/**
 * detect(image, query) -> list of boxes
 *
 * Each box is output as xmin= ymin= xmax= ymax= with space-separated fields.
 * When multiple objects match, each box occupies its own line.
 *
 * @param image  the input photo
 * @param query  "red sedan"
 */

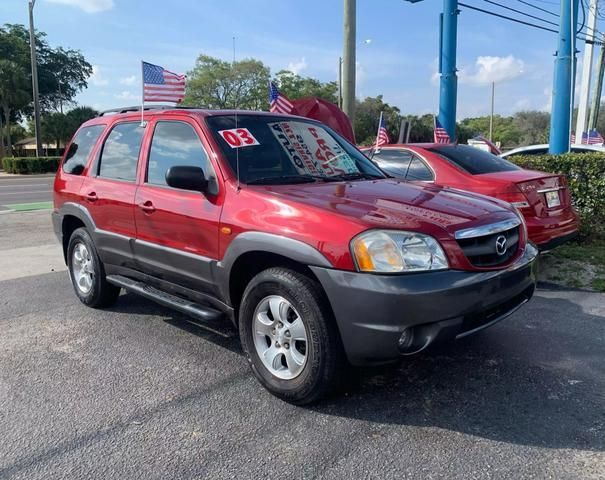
xmin=362 ymin=144 xmax=579 ymax=250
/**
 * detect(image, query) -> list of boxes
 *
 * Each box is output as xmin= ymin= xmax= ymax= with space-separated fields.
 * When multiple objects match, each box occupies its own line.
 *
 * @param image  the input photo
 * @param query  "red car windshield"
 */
xmin=206 ymin=114 xmax=385 ymax=184
xmin=428 ymin=145 xmax=520 ymax=175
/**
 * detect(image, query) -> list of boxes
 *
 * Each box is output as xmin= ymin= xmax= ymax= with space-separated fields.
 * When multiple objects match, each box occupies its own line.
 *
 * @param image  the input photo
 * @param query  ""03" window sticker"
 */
xmin=217 ymin=128 xmax=260 ymax=148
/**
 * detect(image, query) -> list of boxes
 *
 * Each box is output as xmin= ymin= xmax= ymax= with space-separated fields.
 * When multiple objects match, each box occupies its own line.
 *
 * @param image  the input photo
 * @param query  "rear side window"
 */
xmin=429 ymin=145 xmax=520 ymax=174
xmin=63 ymin=125 xmax=105 ymax=175
xmin=406 ymin=158 xmax=434 ymax=181
xmin=370 ymin=150 xmax=414 ymax=177
xmin=147 ymin=121 xmax=212 ymax=186
xmin=98 ymin=123 xmax=144 ymax=181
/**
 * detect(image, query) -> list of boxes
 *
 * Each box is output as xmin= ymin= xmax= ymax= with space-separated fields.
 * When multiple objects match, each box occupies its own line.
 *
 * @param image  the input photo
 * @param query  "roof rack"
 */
xmin=97 ymin=105 xmax=201 ymax=117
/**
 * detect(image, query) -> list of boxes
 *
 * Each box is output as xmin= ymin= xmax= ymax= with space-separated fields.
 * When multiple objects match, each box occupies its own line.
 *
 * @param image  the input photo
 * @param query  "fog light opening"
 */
xmin=398 ymin=328 xmax=414 ymax=351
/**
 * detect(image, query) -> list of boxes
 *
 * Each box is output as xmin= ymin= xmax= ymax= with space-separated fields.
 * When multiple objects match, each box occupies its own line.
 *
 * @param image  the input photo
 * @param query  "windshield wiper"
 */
xmin=328 ymin=172 xmax=384 ymax=181
xmin=246 ymin=175 xmax=320 ymax=185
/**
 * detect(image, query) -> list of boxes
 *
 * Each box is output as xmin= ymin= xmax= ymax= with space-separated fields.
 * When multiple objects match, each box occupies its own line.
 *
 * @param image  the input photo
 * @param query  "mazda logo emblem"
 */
xmin=495 ymin=235 xmax=507 ymax=256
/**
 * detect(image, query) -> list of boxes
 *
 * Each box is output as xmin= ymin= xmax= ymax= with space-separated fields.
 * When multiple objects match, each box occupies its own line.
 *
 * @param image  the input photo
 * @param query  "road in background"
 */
xmin=0 ymin=174 xmax=54 ymax=211
xmin=0 ymin=211 xmax=603 ymax=479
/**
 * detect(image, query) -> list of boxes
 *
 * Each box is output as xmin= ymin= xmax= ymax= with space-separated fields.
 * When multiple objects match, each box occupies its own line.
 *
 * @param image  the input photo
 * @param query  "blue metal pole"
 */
xmin=439 ymin=0 xmax=458 ymax=141
xmin=549 ymin=0 xmax=579 ymax=154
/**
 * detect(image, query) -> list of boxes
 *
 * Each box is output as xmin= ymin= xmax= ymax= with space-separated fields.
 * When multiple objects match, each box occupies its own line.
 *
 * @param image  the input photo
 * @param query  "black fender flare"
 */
xmin=213 ymin=232 xmax=333 ymax=305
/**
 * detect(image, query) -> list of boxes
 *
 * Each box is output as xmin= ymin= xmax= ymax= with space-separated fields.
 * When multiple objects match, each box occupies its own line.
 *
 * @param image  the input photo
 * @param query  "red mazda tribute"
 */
xmin=53 ymin=106 xmax=537 ymax=404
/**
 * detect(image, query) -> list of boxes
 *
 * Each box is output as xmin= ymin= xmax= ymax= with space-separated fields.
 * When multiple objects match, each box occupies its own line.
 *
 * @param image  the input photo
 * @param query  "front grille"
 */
xmin=456 ymin=226 xmax=519 ymax=267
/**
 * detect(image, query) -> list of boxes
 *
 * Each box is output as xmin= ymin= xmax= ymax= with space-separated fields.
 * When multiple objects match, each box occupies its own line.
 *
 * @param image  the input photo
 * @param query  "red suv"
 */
xmin=53 ymin=107 xmax=537 ymax=404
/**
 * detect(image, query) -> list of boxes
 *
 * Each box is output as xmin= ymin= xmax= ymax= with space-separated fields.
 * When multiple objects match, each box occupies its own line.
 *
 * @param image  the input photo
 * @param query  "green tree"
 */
xmin=38 ymin=106 xmax=97 ymax=148
xmin=0 ymin=24 xmax=92 ymax=155
xmin=274 ymin=70 xmax=338 ymax=104
xmin=512 ymin=110 xmax=550 ymax=145
xmin=183 ymin=55 xmax=270 ymax=110
xmin=354 ymin=95 xmax=403 ymax=145
xmin=459 ymin=115 xmax=521 ymax=147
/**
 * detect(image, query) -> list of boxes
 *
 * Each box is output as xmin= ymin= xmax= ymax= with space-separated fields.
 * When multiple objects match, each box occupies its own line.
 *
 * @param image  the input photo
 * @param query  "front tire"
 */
xmin=67 ymin=227 xmax=120 ymax=308
xmin=239 ymin=267 xmax=345 ymax=404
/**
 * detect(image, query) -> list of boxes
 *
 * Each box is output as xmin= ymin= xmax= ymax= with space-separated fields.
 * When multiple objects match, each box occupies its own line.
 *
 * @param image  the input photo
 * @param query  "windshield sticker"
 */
xmin=268 ymin=121 xmax=358 ymax=176
xmin=218 ymin=128 xmax=260 ymax=148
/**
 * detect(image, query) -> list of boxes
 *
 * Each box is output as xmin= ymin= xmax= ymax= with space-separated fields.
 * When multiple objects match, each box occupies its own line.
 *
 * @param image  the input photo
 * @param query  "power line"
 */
xmin=458 ymin=2 xmax=558 ymax=33
xmin=482 ymin=0 xmax=558 ymax=27
xmin=515 ymin=0 xmax=558 ymax=17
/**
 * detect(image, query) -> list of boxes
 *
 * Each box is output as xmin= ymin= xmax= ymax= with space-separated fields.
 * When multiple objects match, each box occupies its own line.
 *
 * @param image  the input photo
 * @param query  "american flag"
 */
xmin=571 ymin=132 xmax=576 ymax=144
xmin=375 ymin=113 xmax=390 ymax=147
xmin=143 ymin=61 xmax=186 ymax=103
xmin=268 ymin=81 xmax=294 ymax=114
xmin=583 ymin=129 xmax=604 ymax=145
xmin=434 ymin=116 xmax=451 ymax=143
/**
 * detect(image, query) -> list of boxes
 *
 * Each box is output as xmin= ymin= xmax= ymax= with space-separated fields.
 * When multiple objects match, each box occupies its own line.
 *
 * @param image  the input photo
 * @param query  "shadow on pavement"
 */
xmin=109 ymin=292 xmax=604 ymax=452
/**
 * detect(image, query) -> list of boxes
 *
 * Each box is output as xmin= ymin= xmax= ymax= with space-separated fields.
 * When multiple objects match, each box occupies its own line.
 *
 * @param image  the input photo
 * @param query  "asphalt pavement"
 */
xmin=0 ymin=174 xmax=54 ymax=211
xmin=0 ymin=211 xmax=604 ymax=479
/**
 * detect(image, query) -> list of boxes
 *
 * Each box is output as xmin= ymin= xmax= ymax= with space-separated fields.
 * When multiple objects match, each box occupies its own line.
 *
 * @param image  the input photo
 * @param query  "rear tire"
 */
xmin=67 ymin=227 xmax=120 ymax=308
xmin=239 ymin=267 xmax=345 ymax=405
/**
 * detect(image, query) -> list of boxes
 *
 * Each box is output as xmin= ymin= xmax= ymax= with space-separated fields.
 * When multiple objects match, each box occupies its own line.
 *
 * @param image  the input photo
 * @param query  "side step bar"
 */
xmin=106 ymin=274 xmax=231 ymax=337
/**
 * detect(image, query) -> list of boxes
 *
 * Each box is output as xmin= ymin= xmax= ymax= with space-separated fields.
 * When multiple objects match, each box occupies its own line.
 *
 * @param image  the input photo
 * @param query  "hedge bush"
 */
xmin=510 ymin=152 xmax=605 ymax=239
xmin=1 ymin=156 xmax=61 ymax=174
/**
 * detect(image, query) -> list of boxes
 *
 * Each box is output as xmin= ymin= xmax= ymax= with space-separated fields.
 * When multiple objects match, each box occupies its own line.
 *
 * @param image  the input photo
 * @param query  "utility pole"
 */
xmin=575 ymin=0 xmax=598 ymax=141
xmin=338 ymin=57 xmax=343 ymax=109
xmin=342 ymin=0 xmax=356 ymax=123
xmin=28 ymin=0 xmax=42 ymax=157
xmin=439 ymin=0 xmax=459 ymax=141
xmin=489 ymin=82 xmax=495 ymax=141
xmin=549 ymin=0 xmax=579 ymax=154
xmin=589 ymin=35 xmax=605 ymax=130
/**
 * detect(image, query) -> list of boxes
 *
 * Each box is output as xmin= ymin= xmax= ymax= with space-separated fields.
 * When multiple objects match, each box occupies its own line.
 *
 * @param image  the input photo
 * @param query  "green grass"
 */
xmin=4 ymin=201 xmax=53 ymax=212
xmin=553 ymin=240 xmax=605 ymax=267
xmin=591 ymin=278 xmax=605 ymax=293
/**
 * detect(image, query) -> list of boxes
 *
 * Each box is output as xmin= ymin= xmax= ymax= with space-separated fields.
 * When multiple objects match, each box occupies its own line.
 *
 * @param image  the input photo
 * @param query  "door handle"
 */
xmin=85 ymin=192 xmax=98 ymax=202
xmin=139 ymin=201 xmax=156 ymax=213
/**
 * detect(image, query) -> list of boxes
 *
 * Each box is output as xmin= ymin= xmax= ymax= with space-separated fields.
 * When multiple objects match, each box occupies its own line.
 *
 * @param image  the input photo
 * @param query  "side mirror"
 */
xmin=165 ymin=165 xmax=208 ymax=192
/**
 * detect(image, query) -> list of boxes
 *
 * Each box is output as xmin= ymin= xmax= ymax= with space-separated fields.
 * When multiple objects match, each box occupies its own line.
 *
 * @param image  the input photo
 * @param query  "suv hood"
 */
xmin=261 ymin=179 xmax=517 ymax=236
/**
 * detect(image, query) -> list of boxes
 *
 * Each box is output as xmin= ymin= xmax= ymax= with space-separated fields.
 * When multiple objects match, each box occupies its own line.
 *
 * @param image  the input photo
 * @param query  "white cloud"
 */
xmin=459 ymin=55 xmax=525 ymax=86
xmin=90 ymin=65 xmax=108 ymax=86
xmin=120 ymin=75 xmax=137 ymax=86
xmin=287 ymin=57 xmax=307 ymax=75
xmin=45 ymin=0 xmax=114 ymax=13
xmin=115 ymin=90 xmax=138 ymax=101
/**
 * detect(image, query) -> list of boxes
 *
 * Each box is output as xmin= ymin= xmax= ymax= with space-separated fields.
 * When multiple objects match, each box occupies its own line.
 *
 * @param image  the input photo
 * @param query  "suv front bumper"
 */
xmin=310 ymin=245 xmax=538 ymax=366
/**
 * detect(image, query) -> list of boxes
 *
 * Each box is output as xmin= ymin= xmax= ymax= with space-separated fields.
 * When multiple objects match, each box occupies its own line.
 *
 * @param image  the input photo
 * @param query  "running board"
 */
xmin=106 ymin=274 xmax=230 ymax=337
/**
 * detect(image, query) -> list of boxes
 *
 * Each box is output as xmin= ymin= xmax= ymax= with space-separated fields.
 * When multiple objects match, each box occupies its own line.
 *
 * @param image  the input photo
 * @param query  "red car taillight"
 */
xmin=497 ymin=185 xmax=532 ymax=212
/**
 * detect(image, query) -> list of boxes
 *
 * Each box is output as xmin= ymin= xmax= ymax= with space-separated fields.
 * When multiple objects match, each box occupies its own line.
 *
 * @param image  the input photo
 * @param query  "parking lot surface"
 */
xmin=0 ymin=211 xmax=604 ymax=479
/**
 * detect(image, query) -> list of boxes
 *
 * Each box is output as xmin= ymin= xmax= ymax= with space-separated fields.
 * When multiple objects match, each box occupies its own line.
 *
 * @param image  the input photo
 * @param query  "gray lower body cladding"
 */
xmin=310 ymin=246 xmax=538 ymax=366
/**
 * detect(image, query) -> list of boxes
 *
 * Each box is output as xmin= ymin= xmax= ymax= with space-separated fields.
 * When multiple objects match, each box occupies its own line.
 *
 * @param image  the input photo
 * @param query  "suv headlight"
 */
xmin=351 ymin=230 xmax=449 ymax=273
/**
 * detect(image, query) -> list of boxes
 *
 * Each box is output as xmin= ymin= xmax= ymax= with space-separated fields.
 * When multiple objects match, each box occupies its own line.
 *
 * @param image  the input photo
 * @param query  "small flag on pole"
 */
xmin=268 ymin=81 xmax=294 ymax=114
xmin=374 ymin=112 xmax=390 ymax=148
xmin=571 ymin=132 xmax=576 ymax=144
xmin=142 ymin=61 xmax=186 ymax=103
xmin=434 ymin=116 xmax=451 ymax=144
xmin=585 ymin=129 xmax=604 ymax=145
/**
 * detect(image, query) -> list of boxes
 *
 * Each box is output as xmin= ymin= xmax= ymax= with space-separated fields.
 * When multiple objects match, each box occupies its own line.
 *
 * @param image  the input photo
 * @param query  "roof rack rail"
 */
xmin=97 ymin=105 xmax=200 ymax=117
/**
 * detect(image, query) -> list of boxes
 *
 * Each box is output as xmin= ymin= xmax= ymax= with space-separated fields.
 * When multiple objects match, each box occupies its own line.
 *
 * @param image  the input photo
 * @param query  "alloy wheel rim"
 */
xmin=252 ymin=295 xmax=308 ymax=380
xmin=72 ymin=242 xmax=94 ymax=294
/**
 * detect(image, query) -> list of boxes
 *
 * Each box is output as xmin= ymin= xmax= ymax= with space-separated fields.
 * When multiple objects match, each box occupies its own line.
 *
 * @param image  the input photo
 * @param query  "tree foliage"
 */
xmin=39 ymin=106 xmax=98 ymax=147
xmin=274 ymin=70 xmax=337 ymax=103
xmin=0 ymin=23 xmax=92 ymax=156
xmin=183 ymin=55 xmax=270 ymax=110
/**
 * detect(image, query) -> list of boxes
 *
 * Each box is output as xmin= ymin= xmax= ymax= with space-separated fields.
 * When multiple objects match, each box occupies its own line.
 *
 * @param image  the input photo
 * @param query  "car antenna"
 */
xmin=233 ymin=36 xmax=241 ymax=192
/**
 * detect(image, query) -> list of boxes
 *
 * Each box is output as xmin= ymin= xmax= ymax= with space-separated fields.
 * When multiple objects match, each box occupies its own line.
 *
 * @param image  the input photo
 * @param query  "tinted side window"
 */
xmin=428 ymin=145 xmax=520 ymax=174
xmin=373 ymin=150 xmax=414 ymax=178
xmin=98 ymin=123 xmax=144 ymax=181
xmin=63 ymin=125 xmax=105 ymax=175
xmin=406 ymin=158 xmax=434 ymax=181
xmin=147 ymin=121 xmax=212 ymax=186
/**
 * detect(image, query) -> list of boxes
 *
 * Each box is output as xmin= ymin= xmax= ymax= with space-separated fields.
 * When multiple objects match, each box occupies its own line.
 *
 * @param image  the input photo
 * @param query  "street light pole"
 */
xmin=489 ymin=82 xmax=495 ymax=141
xmin=28 ymin=0 xmax=43 ymax=157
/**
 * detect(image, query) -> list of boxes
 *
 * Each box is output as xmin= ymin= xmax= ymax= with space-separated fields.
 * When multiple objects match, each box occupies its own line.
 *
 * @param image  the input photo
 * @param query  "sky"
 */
xmin=2 ymin=0 xmax=600 ymax=119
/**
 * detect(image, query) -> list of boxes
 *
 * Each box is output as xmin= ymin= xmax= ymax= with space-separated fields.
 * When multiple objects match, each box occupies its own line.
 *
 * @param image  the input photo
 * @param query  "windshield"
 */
xmin=206 ymin=115 xmax=385 ymax=184
xmin=427 ymin=144 xmax=520 ymax=175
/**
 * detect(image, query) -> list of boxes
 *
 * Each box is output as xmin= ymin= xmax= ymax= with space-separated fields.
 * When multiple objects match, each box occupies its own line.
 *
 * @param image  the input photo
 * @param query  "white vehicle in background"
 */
xmin=501 ymin=144 xmax=605 ymax=158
